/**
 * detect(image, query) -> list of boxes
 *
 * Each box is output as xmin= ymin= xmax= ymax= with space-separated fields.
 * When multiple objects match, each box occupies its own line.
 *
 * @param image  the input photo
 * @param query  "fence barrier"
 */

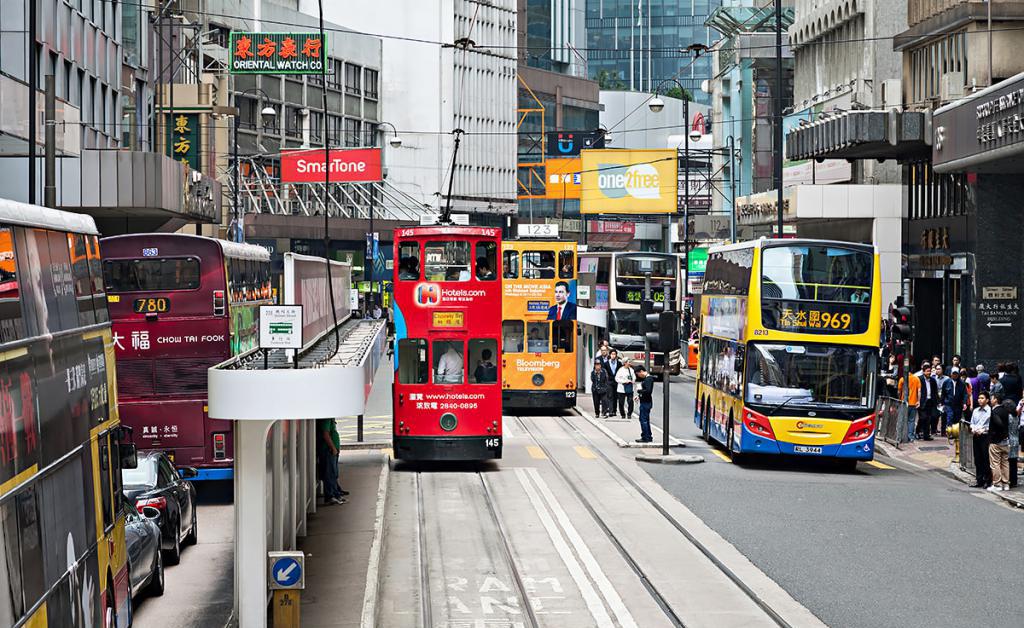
xmin=958 ymin=419 xmax=975 ymax=476
xmin=875 ymin=396 xmax=908 ymax=448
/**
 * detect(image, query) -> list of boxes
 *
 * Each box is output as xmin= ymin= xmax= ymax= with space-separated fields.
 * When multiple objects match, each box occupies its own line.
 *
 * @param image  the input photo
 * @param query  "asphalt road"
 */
xmin=639 ymin=376 xmax=1024 ymax=628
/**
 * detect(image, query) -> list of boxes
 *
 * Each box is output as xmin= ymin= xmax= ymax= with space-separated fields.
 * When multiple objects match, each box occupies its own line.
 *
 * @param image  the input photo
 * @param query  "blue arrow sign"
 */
xmin=272 ymin=557 xmax=302 ymax=588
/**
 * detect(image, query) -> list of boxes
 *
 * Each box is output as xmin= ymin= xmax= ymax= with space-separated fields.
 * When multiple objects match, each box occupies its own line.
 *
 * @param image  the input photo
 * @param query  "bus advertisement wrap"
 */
xmin=580 ymin=149 xmax=678 ymax=214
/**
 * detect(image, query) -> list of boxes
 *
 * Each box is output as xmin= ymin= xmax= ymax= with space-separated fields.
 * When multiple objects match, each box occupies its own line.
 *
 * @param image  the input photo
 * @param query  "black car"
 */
xmin=122 ymin=451 xmax=199 ymax=565
xmin=125 ymin=505 xmax=165 ymax=599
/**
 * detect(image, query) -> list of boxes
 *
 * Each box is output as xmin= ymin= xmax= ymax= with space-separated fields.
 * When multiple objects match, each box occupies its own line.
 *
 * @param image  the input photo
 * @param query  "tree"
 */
xmin=596 ymin=70 xmax=626 ymax=90
xmin=663 ymin=85 xmax=694 ymax=102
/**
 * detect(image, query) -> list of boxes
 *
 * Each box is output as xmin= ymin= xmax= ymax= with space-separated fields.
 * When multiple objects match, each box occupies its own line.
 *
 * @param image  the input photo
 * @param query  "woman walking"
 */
xmin=615 ymin=359 xmax=637 ymax=419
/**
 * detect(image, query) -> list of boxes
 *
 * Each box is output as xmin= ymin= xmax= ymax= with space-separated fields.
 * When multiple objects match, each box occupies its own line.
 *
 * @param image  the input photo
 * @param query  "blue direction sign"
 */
xmin=269 ymin=554 xmax=304 ymax=589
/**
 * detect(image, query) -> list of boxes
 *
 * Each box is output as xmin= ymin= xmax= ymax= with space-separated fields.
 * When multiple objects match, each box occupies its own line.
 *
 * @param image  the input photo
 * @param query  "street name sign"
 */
xmin=259 ymin=305 xmax=303 ymax=349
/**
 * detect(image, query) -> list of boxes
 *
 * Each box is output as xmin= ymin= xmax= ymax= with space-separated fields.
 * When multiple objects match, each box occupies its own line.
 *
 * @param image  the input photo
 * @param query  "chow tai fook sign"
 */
xmin=580 ymin=149 xmax=678 ymax=214
xmin=229 ymin=32 xmax=326 ymax=74
xmin=280 ymin=148 xmax=383 ymax=183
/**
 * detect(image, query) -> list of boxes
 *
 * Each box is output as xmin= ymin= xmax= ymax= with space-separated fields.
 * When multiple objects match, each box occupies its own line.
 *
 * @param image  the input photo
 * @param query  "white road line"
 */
xmin=526 ymin=467 xmax=639 ymax=628
xmin=360 ymin=454 xmax=391 ymax=628
xmin=504 ymin=419 xmax=516 ymax=439
xmin=514 ymin=468 xmax=615 ymax=628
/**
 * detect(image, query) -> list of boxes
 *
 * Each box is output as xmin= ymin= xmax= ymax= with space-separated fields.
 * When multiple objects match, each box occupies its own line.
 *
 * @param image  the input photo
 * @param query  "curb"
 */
xmin=635 ymin=453 xmax=704 ymax=464
xmin=360 ymin=453 xmax=391 ymax=628
xmin=575 ymin=407 xmax=686 ymax=449
xmin=949 ymin=461 xmax=1024 ymax=509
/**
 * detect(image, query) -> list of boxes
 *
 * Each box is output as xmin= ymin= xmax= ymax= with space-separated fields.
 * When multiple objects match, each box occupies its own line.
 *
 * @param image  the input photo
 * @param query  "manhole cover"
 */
xmin=919 ymin=446 xmax=949 ymax=451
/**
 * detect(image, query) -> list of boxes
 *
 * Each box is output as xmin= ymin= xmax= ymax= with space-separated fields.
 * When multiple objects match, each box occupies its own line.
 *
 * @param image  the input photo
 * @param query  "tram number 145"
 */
xmin=486 ymin=438 xmax=501 ymax=449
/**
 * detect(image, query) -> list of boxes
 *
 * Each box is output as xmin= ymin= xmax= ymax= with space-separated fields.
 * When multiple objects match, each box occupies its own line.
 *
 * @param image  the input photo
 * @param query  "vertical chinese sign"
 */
xmin=166 ymin=113 xmax=201 ymax=170
xmin=229 ymin=32 xmax=327 ymax=74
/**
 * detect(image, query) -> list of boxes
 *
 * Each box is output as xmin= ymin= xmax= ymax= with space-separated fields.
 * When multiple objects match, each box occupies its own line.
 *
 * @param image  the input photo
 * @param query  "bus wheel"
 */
xmin=700 ymin=398 xmax=710 ymax=442
xmin=727 ymin=414 xmax=742 ymax=464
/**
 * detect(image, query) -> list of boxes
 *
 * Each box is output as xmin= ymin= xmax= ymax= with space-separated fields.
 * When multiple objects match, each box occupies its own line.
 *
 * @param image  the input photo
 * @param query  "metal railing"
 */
xmin=958 ymin=419 xmax=975 ymax=476
xmin=875 ymin=396 xmax=909 ymax=448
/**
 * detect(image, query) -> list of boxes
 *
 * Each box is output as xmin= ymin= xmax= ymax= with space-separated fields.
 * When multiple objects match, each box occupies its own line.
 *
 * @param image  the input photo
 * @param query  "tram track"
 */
xmin=516 ymin=412 xmax=794 ymax=628
xmin=413 ymin=469 xmax=540 ymax=628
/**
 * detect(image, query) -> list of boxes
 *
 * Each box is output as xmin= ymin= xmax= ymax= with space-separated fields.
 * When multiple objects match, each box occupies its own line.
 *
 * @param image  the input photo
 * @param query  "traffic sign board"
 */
xmin=259 ymin=305 xmax=304 ymax=349
xmin=268 ymin=552 xmax=305 ymax=590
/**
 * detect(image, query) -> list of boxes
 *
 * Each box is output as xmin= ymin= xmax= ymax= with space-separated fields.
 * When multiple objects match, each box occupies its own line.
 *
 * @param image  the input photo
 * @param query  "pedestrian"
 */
xmin=967 ymin=367 xmax=981 ymax=407
xmin=615 ymin=358 xmax=636 ymax=419
xmin=931 ymin=355 xmax=942 ymax=372
xmin=976 ymin=363 xmax=991 ymax=396
xmin=998 ymin=362 xmax=1023 ymax=405
xmin=317 ymin=418 xmax=347 ymax=505
xmin=988 ymin=391 xmax=1012 ymax=492
xmin=970 ymin=391 xmax=992 ymax=488
xmin=604 ymin=349 xmax=622 ymax=418
xmin=590 ymin=361 xmax=610 ymax=417
xmin=945 ymin=368 xmax=970 ymax=436
xmin=881 ymin=354 xmax=900 ymax=398
xmin=951 ymin=354 xmax=962 ymax=372
xmin=934 ymin=365 xmax=950 ymax=434
xmin=916 ymin=361 xmax=937 ymax=441
xmin=898 ymin=365 xmax=922 ymax=443
xmin=634 ymin=365 xmax=654 ymax=443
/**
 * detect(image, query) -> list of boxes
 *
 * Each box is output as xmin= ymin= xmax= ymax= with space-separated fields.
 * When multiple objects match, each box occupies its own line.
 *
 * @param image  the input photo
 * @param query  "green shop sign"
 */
xmin=687 ymin=247 xmax=708 ymax=274
xmin=166 ymin=113 xmax=200 ymax=170
xmin=229 ymin=32 xmax=327 ymax=74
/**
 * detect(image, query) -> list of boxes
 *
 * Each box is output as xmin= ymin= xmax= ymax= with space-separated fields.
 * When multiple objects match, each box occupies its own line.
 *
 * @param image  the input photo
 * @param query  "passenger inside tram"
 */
xmin=476 ymin=257 xmax=496 ymax=281
xmin=434 ymin=341 xmax=465 ymax=384
xmin=527 ymin=323 xmax=549 ymax=353
xmin=398 ymin=256 xmax=420 ymax=280
xmin=473 ymin=348 xmax=497 ymax=383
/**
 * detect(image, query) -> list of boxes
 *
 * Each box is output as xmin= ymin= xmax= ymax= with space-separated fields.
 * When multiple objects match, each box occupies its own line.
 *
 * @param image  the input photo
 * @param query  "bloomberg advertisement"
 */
xmin=580 ymin=149 xmax=678 ymax=214
xmin=280 ymin=147 xmax=383 ymax=184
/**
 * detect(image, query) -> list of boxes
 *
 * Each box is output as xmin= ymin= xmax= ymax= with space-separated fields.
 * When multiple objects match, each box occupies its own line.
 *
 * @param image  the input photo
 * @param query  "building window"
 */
xmin=310 ymin=111 xmax=323 ymax=143
xmin=364 ymin=69 xmax=379 ymax=99
xmin=329 ymin=59 xmax=343 ymax=89
xmin=327 ymin=115 xmax=342 ymax=145
xmin=238 ymin=96 xmax=257 ymax=130
xmin=344 ymin=63 xmax=361 ymax=95
xmin=344 ymin=117 xmax=361 ymax=147
xmin=285 ymin=106 xmax=303 ymax=138
xmin=907 ymin=162 xmax=970 ymax=220
xmin=363 ymin=122 xmax=378 ymax=147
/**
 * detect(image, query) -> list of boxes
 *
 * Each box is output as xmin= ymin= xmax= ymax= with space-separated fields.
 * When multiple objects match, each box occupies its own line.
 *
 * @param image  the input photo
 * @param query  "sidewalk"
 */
xmin=576 ymin=386 xmax=692 ymax=451
xmin=876 ymin=436 xmax=1024 ymax=509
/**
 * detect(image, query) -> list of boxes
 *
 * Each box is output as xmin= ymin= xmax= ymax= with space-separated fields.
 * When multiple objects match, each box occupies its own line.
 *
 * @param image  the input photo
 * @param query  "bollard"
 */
xmin=273 ymin=590 xmax=301 ymax=626
xmin=269 ymin=551 xmax=304 ymax=627
xmin=358 ymin=413 xmax=364 ymax=442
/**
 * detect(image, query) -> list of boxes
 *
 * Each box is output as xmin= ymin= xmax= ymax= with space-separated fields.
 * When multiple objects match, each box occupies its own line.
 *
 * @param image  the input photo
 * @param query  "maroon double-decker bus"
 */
xmin=392 ymin=226 xmax=503 ymax=461
xmin=101 ymin=234 xmax=272 ymax=480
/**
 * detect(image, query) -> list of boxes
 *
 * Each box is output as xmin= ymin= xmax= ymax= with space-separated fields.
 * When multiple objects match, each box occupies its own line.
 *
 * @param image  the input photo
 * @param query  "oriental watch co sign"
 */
xmin=229 ymin=32 xmax=327 ymax=74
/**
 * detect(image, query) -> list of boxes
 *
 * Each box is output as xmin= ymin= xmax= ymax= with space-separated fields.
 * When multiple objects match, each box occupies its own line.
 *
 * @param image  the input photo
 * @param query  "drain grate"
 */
xmin=919 ymin=445 xmax=950 ymax=451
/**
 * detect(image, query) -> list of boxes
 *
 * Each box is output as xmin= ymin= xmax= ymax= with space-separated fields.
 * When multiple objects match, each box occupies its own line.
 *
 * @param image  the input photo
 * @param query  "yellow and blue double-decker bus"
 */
xmin=501 ymin=239 xmax=577 ymax=410
xmin=0 ymin=199 xmax=135 ymax=628
xmin=695 ymin=239 xmax=882 ymax=467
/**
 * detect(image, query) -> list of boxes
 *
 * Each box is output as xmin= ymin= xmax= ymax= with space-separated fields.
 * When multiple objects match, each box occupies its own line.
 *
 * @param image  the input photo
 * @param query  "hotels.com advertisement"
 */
xmin=281 ymin=147 xmax=383 ymax=183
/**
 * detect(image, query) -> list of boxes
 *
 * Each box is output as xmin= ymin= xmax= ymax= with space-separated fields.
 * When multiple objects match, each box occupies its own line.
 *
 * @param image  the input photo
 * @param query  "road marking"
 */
xmin=866 ymin=460 xmax=896 ymax=470
xmin=709 ymin=449 xmax=732 ymax=462
xmin=526 ymin=446 xmax=547 ymax=460
xmin=574 ymin=446 xmax=597 ymax=460
xmin=359 ymin=453 xmax=391 ymax=628
xmin=504 ymin=419 xmax=516 ymax=439
xmin=514 ymin=468 xmax=615 ymax=628
xmin=526 ymin=467 xmax=638 ymax=628
xmin=382 ymin=448 xmax=393 ymax=459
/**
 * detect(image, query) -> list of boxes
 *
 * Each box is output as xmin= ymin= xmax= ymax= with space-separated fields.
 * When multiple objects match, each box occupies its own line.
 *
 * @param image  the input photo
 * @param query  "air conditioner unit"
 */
xmin=880 ymin=79 xmax=902 ymax=110
xmin=940 ymin=72 xmax=965 ymax=102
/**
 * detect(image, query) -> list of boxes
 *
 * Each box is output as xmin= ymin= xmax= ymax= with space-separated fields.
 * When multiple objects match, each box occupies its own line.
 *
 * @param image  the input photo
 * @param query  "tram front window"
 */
xmin=397 ymin=242 xmax=420 ymax=280
xmin=469 ymin=339 xmax=498 ymax=383
xmin=397 ymin=339 xmax=429 ymax=384
xmin=433 ymin=340 xmax=465 ymax=384
xmin=424 ymin=242 xmax=470 ymax=282
xmin=526 ymin=322 xmax=549 ymax=353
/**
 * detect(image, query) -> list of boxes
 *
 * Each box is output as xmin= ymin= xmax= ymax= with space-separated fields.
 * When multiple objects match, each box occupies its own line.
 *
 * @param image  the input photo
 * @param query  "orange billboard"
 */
xmin=544 ymin=158 xmax=581 ymax=200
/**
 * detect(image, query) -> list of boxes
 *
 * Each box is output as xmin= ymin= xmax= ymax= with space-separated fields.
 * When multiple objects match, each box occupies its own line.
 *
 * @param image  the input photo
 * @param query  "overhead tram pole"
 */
xmin=774 ymin=0 xmax=785 ymax=238
xmin=231 ymin=88 xmax=276 ymax=243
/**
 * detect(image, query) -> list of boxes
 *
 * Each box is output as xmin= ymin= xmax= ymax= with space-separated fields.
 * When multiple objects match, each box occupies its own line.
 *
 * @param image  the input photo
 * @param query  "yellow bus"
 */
xmin=501 ymin=239 xmax=578 ymax=410
xmin=0 ymin=199 xmax=136 ymax=628
xmin=695 ymin=239 xmax=882 ymax=468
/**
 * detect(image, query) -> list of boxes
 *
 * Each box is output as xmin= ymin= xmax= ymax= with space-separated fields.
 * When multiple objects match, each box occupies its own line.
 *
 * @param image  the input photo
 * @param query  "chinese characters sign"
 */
xmin=229 ymin=32 xmax=327 ymax=74
xmin=761 ymin=301 xmax=870 ymax=336
xmin=166 ymin=113 xmax=200 ymax=170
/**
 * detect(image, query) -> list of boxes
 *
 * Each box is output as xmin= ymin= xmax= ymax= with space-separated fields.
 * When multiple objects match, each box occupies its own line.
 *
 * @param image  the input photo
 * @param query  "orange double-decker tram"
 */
xmin=392 ymin=226 xmax=503 ymax=461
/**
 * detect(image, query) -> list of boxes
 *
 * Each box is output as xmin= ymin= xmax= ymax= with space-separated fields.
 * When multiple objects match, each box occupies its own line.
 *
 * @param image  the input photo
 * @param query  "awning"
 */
xmin=785 ymin=110 xmax=931 ymax=162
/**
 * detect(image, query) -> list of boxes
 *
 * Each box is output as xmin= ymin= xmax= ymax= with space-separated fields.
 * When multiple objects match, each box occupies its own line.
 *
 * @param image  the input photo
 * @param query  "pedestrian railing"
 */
xmin=875 ymin=396 xmax=908 ymax=448
xmin=958 ymin=419 xmax=974 ymax=476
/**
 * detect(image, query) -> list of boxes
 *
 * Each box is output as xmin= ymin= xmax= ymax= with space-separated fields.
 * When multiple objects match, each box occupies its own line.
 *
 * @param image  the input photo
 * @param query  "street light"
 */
xmin=232 ymin=87 xmax=276 ymax=243
xmin=365 ymin=121 xmax=403 ymax=316
xmin=648 ymin=96 xmax=665 ymax=113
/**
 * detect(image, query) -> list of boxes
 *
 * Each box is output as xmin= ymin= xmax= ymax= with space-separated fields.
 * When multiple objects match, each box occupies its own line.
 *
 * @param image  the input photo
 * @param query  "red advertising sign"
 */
xmin=280 ymin=148 xmax=383 ymax=183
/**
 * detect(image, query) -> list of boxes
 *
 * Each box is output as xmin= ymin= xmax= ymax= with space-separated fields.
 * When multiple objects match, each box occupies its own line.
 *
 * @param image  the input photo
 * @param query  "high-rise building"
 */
xmin=585 ymin=0 xmax=722 ymax=103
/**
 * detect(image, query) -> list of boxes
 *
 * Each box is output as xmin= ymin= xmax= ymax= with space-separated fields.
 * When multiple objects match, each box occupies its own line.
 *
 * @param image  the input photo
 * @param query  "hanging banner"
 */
xmin=280 ymin=148 xmax=383 ymax=183
xmin=580 ymin=149 xmax=678 ymax=214
xmin=166 ymin=113 xmax=200 ymax=170
xmin=229 ymin=32 xmax=327 ymax=74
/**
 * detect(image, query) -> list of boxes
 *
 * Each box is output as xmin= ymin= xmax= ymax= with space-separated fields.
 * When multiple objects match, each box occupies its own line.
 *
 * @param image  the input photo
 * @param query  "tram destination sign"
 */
xmin=230 ymin=32 xmax=327 ymax=74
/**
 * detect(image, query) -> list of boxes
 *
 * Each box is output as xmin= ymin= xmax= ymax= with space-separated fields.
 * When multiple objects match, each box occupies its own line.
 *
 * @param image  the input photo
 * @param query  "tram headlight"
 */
xmin=439 ymin=412 xmax=458 ymax=432
xmin=532 ymin=374 xmax=545 ymax=387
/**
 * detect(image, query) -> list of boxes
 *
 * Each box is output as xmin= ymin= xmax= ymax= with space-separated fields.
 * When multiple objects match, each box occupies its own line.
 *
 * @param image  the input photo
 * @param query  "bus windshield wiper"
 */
xmin=767 ymin=396 xmax=798 ymax=416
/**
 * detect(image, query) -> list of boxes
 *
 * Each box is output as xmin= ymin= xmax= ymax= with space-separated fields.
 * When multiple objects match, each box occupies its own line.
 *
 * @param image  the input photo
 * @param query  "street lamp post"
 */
xmin=232 ymin=88 xmax=277 ymax=243
xmin=366 ymin=122 xmax=403 ymax=314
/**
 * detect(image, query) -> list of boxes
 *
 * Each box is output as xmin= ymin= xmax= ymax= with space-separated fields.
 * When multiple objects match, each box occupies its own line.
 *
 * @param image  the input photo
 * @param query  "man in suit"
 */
xmin=945 ymin=367 xmax=970 ymax=436
xmin=916 ymin=361 xmax=937 ymax=441
xmin=546 ymin=281 xmax=577 ymax=321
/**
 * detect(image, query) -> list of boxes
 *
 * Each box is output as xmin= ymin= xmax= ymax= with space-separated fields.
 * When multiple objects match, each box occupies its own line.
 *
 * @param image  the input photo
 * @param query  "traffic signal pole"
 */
xmin=662 ymin=281 xmax=672 ymax=456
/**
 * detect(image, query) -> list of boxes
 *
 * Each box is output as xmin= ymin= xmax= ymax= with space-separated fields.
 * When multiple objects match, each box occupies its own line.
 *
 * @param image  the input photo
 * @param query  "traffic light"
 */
xmin=640 ymin=298 xmax=661 ymax=336
xmin=644 ymin=299 xmax=679 ymax=354
xmin=889 ymin=303 xmax=913 ymax=367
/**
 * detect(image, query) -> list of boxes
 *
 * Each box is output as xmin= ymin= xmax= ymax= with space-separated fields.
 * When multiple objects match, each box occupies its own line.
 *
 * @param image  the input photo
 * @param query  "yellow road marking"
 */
xmin=526 ymin=446 xmax=548 ymax=460
xmin=574 ymin=446 xmax=597 ymax=460
xmin=866 ymin=460 xmax=896 ymax=470
xmin=709 ymin=449 xmax=732 ymax=462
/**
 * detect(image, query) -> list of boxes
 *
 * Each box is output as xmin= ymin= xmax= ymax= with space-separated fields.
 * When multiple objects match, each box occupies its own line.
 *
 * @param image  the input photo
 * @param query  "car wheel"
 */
xmin=184 ymin=505 xmax=197 ymax=546
xmin=164 ymin=520 xmax=181 ymax=566
xmin=147 ymin=549 xmax=165 ymax=597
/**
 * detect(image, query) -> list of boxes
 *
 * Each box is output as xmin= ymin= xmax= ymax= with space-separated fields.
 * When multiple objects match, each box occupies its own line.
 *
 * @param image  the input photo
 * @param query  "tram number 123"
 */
xmin=485 ymin=438 xmax=501 ymax=449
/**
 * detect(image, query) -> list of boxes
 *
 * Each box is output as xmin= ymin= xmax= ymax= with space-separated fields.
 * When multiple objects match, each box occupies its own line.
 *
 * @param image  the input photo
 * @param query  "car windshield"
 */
xmin=744 ymin=343 xmax=876 ymax=411
xmin=122 ymin=459 xmax=157 ymax=488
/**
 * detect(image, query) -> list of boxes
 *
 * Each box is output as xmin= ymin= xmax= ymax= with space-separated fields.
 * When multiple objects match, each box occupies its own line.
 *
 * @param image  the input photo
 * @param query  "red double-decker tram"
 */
xmin=392 ymin=226 xmax=503 ymax=461
xmin=101 ymin=234 xmax=272 ymax=480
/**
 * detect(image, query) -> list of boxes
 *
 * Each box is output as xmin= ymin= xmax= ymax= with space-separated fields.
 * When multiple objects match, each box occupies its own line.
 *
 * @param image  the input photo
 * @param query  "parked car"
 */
xmin=122 ymin=451 xmax=199 ymax=565
xmin=125 ymin=505 xmax=165 ymax=599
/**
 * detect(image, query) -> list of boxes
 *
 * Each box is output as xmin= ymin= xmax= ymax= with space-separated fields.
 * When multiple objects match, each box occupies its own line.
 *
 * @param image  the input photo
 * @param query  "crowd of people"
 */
xmin=892 ymin=356 xmax=1022 ymax=492
xmin=590 ymin=341 xmax=656 ymax=443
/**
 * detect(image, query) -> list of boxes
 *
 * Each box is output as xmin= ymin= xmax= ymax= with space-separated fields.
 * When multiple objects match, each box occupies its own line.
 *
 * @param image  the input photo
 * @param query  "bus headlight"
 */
xmin=439 ymin=413 xmax=458 ymax=432
xmin=532 ymin=374 xmax=545 ymax=387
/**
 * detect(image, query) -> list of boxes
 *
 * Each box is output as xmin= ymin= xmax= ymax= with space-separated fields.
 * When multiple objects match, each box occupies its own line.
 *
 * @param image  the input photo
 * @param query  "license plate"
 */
xmin=794 ymin=445 xmax=823 ymax=454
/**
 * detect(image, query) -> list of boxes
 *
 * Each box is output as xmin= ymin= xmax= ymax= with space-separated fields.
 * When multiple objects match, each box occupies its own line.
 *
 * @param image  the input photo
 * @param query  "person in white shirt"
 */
xmin=614 ymin=359 xmax=637 ymax=419
xmin=436 ymin=343 xmax=464 ymax=384
xmin=969 ymin=391 xmax=992 ymax=488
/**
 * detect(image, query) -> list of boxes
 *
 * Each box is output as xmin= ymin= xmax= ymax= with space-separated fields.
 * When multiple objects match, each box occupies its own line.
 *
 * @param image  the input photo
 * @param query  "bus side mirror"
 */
xmin=120 ymin=443 xmax=139 ymax=470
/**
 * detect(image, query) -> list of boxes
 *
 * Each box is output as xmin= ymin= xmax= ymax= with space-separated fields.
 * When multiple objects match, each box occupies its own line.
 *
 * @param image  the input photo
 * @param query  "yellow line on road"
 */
xmin=574 ymin=446 xmax=597 ymax=460
xmin=709 ymin=449 xmax=732 ymax=462
xmin=866 ymin=460 xmax=896 ymax=470
xmin=526 ymin=446 xmax=548 ymax=460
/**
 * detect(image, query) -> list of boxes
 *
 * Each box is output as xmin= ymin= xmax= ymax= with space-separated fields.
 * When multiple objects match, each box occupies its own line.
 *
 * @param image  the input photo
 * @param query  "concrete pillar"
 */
xmin=234 ymin=419 xmax=275 ymax=628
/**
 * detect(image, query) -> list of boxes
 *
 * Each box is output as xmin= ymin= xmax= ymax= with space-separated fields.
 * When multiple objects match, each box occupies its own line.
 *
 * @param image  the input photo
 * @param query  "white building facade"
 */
xmin=316 ymin=0 xmax=518 ymax=216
